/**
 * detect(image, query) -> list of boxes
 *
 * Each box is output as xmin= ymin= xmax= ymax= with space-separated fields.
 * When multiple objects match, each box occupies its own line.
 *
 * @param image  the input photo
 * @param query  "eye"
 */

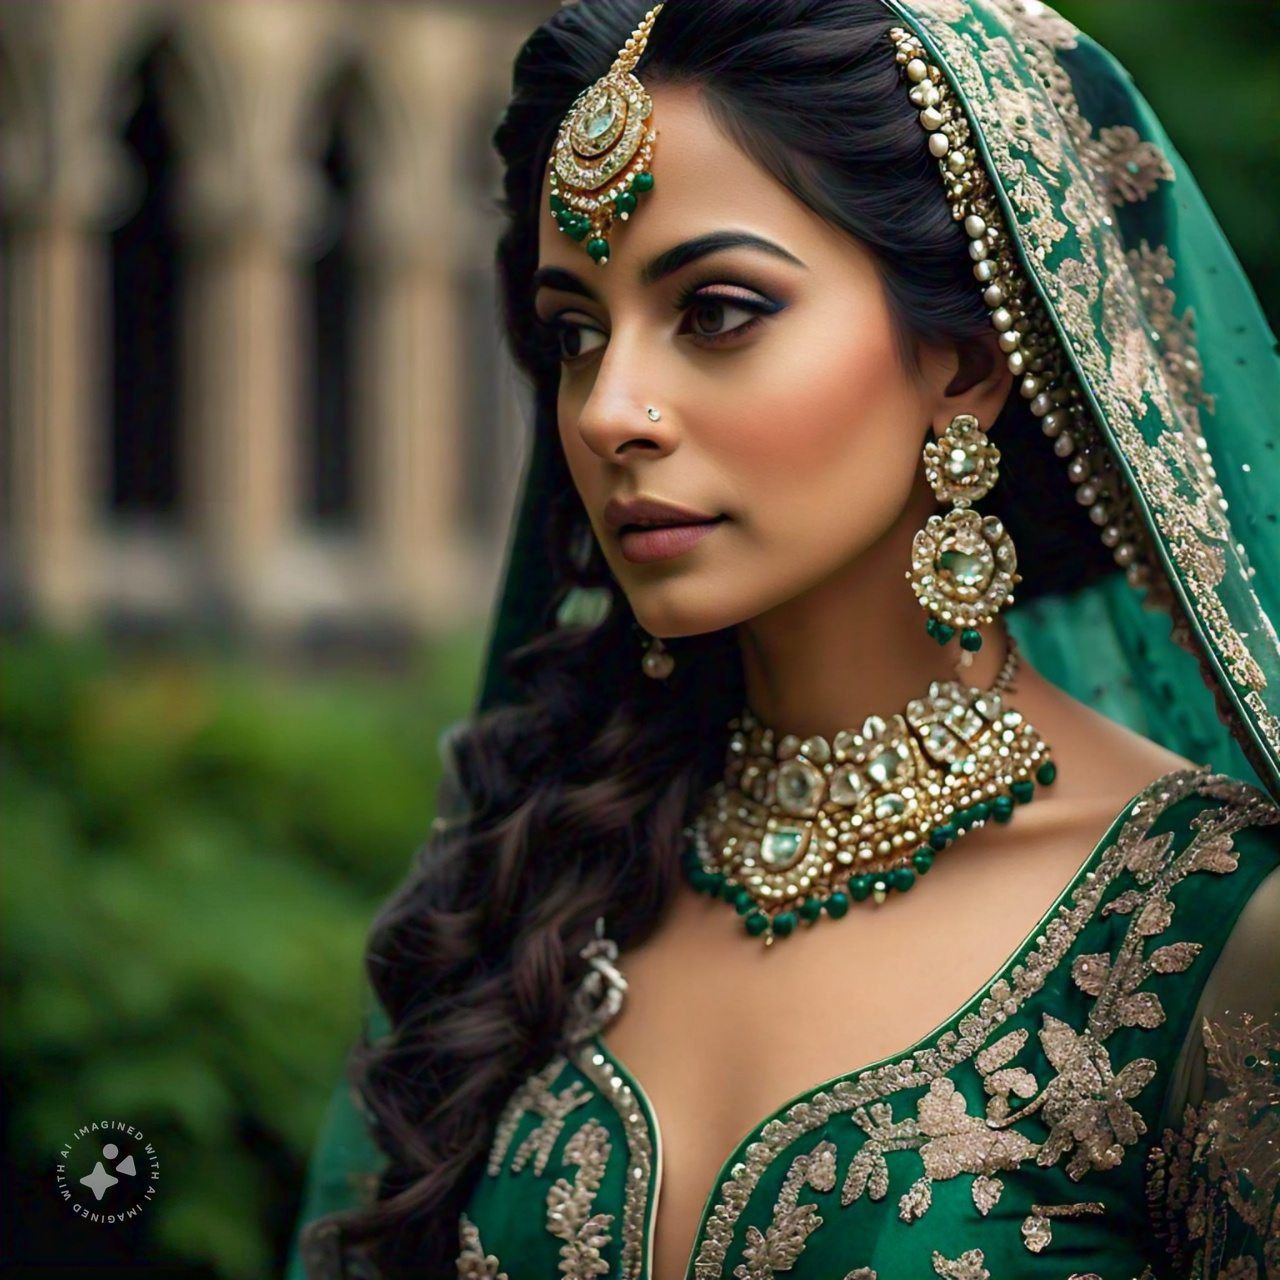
xmin=677 ymin=285 xmax=785 ymax=346
xmin=554 ymin=318 xmax=607 ymax=362
xmin=686 ymin=299 xmax=755 ymax=337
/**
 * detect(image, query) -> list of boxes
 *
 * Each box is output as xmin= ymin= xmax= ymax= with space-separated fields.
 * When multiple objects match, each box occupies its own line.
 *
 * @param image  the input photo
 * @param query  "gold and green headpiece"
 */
xmin=548 ymin=5 xmax=663 ymax=266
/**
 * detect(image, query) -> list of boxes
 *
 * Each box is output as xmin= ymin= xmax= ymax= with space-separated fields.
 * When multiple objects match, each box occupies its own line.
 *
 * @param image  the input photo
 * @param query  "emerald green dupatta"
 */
xmin=288 ymin=1 xmax=1280 ymax=1272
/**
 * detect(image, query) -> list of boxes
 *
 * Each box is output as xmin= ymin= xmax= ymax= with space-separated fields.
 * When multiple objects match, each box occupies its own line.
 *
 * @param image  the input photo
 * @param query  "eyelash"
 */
xmin=674 ymin=282 xmax=785 ymax=345
xmin=545 ymin=281 xmax=785 ymax=361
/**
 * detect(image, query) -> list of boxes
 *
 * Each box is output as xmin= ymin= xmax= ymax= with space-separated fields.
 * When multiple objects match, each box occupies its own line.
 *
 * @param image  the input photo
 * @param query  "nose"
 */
xmin=571 ymin=344 xmax=679 ymax=462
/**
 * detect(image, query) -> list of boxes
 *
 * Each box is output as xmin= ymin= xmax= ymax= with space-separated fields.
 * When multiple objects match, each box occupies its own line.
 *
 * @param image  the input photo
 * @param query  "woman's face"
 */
xmin=535 ymin=84 xmax=1002 ymax=638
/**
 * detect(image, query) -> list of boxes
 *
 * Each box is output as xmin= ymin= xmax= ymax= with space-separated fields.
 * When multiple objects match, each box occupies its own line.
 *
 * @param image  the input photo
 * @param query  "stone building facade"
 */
xmin=0 ymin=0 xmax=551 ymax=637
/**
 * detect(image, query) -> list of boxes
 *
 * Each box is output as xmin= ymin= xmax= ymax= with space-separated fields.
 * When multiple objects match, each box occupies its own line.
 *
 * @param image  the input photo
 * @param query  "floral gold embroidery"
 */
xmin=546 ymin=1119 xmax=614 ymax=1280
xmin=457 ymin=1215 xmax=509 ymax=1280
xmin=1020 ymin=1201 xmax=1105 ymax=1253
xmin=1036 ymin=1015 xmax=1157 ymax=1177
xmin=912 ymin=0 xmax=971 ymax=23
xmin=1127 ymin=240 xmax=1215 ymax=435
xmin=1090 ymin=125 xmax=1175 ymax=206
xmin=734 ymin=1141 xmax=837 ymax=1279
xmin=486 ymin=1056 xmax=591 ymax=1177
xmin=932 ymin=1247 xmax=990 ymax=1279
xmin=1147 ymin=1015 xmax=1280 ymax=1280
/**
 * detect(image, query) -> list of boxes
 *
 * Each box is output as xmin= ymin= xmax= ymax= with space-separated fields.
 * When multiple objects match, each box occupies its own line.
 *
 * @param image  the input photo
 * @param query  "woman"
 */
xmin=291 ymin=1 xmax=1280 ymax=1276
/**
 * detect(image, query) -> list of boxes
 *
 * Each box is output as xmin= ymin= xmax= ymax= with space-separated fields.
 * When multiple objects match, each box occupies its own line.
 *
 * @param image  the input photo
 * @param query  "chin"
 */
xmin=620 ymin=566 xmax=774 ymax=640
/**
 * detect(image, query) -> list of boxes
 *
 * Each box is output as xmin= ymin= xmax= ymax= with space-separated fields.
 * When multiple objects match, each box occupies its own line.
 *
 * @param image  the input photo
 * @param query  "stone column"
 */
xmin=173 ymin=0 xmax=337 ymax=631
xmin=3 ymin=217 xmax=104 ymax=626
xmin=351 ymin=6 xmax=495 ymax=628
xmin=0 ymin=0 xmax=155 ymax=627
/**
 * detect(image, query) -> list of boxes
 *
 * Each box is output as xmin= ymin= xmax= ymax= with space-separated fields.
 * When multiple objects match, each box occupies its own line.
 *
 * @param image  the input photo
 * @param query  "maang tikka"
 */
xmin=548 ymin=6 xmax=664 ymax=265
xmin=909 ymin=414 xmax=1020 ymax=653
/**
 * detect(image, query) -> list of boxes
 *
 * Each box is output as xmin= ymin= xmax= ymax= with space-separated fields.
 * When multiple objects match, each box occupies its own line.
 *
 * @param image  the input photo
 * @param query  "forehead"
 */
xmin=537 ymin=83 xmax=851 ymax=277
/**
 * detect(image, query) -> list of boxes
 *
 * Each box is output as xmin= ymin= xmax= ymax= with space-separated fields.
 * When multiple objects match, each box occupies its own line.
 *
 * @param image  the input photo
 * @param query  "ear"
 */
xmin=921 ymin=333 xmax=1014 ymax=435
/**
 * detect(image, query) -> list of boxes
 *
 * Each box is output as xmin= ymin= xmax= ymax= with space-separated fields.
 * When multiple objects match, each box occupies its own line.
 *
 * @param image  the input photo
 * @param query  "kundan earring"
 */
xmin=641 ymin=635 xmax=674 ymax=680
xmin=908 ymin=414 xmax=1019 ymax=653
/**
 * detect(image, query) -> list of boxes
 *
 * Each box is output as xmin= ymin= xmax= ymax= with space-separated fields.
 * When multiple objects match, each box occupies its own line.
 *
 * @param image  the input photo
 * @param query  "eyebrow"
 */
xmin=532 ymin=231 xmax=807 ymax=301
xmin=641 ymin=231 xmax=806 ymax=285
xmin=531 ymin=265 xmax=598 ymax=302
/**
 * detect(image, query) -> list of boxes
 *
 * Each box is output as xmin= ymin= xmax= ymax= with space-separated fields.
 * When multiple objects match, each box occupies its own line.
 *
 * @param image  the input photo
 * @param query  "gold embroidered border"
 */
xmin=576 ymin=1043 xmax=655 ymax=1280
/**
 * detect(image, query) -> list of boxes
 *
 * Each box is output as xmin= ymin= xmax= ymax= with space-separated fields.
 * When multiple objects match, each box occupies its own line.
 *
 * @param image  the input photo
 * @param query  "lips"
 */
xmin=604 ymin=496 xmax=727 ymax=565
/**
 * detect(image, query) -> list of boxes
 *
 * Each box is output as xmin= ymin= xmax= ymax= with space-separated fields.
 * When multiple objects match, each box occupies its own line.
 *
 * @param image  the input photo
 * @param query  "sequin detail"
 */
xmin=546 ymin=1119 xmax=614 ymax=1280
xmin=575 ymin=1044 xmax=654 ymax=1280
xmin=932 ymin=1247 xmax=990 ymax=1279
xmin=486 ymin=1056 xmax=590 ymax=1178
xmin=1146 ymin=1014 xmax=1280 ymax=1279
xmin=457 ymin=1215 xmax=509 ymax=1280
xmin=733 ymin=1141 xmax=837 ymax=1279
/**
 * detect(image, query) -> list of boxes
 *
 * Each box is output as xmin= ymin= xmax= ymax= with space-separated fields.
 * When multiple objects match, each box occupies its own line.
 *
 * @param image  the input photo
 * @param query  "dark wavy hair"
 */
xmin=299 ymin=1 xmax=1115 ymax=1274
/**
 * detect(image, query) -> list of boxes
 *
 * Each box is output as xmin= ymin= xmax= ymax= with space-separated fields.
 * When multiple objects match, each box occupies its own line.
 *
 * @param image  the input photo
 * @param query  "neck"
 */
xmin=737 ymin=475 xmax=1006 ymax=739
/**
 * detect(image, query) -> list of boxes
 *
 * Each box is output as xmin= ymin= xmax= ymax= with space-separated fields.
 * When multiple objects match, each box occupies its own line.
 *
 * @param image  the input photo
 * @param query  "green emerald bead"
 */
xmin=567 ymin=219 xmax=590 ymax=243
xmin=890 ymin=866 xmax=916 ymax=892
xmin=1036 ymin=760 xmax=1058 ymax=786
xmin=992 ymin=795 xmax=1014 ymax=823
xmin=929 ymin=824 xmax=956 ymax=850
xmin=717 ymin=879 xmax=738 ymax=901
xmin=772 ymin=911 xmax=797 ymax=937
xmin=970 ymin=801 xmax=991 ymax=822
xmin=849 ymin=874 xmax=873 ymax=902
xmin=586 ymin=237 xmax=610 ymax=262
xmin=954 ymin=808 xmax=972 ymax=831
xmin=1011 ymin=779 xmax=1035 ymax=805
xmin=933 ymin=621 xmax=956 ymax=646
xmin=687 ymin=869 xmax=711 ymax=892
xmin=549 ymin=193 xmax=565 ymax=213
xmin=912 ymin=850 xmax=935 ymax=874
xmin=960 ymin=628 xmax=983 ymax=652
xmin=614 ymin=191 xmax=638 ymax=216
xmin=744 ymin=911 xmax=769 ymax=937
xmin=631 ymin=171 xmax=654 ymax=192
xmin=799 ymin=897 xmax=823 ymax=923
xmin=926 ymin=617 xmax=938 ymax=639
xmin=825 ymin=891 xmax=850 ymax=918
xmin=734 ymin=889 xmax=756 ymax=915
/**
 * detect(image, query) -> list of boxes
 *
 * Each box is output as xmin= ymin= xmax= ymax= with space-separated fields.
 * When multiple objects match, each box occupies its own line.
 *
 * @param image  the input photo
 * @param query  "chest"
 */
xmin=604 ymin=832 xmax=1098 ymax=1277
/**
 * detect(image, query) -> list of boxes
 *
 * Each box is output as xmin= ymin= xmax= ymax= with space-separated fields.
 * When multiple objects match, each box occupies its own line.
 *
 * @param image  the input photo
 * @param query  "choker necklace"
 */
xmin=682 ymin=641 xmax=1056 ymax=944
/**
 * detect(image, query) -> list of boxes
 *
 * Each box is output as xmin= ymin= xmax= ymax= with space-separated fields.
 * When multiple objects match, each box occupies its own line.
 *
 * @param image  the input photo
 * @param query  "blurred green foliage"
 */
xmin=1054 ymin=0 xmax=1280 ymax=328
xmin=1 ymin=632 xmax=482 ymax=1276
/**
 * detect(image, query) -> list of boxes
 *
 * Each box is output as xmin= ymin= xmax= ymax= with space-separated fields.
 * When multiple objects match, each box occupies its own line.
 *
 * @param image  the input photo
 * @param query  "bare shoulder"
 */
xmin=1011 ymin=658 xmax=1195 ymax=819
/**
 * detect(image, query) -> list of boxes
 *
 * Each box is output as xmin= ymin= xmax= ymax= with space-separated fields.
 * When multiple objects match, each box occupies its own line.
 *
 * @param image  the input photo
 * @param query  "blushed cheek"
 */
xmin=713 ymin=321 xmax=916 ymax=535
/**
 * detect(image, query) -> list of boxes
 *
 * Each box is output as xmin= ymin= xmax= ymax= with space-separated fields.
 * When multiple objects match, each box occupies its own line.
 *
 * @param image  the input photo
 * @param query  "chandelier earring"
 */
xmin=908 ymin=414 xmax=1020 ymax=654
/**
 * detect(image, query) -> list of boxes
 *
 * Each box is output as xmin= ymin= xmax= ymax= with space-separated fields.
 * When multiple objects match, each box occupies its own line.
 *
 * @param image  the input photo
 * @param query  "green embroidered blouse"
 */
xmin=458 ymin=770 xmax=1280 ymax=1280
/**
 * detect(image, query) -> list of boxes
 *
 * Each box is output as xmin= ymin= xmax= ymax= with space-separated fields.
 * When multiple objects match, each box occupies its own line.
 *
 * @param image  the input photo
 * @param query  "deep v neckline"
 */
xmin=591 ymin=768 xmax=1192 ymax=1279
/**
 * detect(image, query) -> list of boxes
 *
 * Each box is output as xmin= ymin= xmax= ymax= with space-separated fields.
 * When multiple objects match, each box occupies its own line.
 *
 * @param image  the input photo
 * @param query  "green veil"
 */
xmin=287 ymin=0 xmax=1280 ymax=1270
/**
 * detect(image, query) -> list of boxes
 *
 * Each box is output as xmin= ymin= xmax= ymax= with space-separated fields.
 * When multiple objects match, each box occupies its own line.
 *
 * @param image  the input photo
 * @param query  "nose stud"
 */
xmin=646 ymin=407 xmax=661 ymax=422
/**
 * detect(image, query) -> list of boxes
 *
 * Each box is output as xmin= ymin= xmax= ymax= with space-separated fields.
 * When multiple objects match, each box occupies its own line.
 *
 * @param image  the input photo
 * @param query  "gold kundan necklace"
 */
xmin=682 ymin=641 xmax=1056 ymax=944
